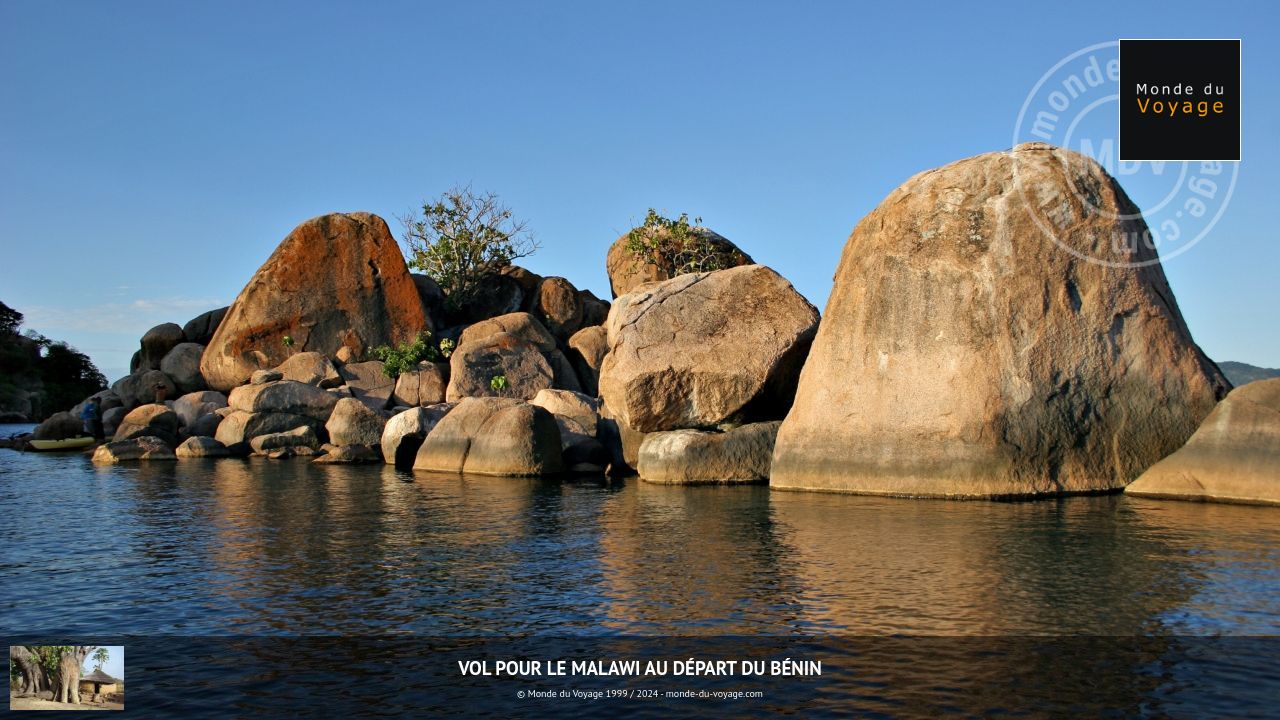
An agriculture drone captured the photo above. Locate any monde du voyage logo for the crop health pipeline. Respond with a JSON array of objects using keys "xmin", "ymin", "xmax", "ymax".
[{"xmin": 1012, "ymin": 39, "xmax": 1240, "ymax": 268}]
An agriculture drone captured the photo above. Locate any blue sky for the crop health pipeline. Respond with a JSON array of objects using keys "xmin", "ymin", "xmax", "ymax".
[
  {"xmin": 81, "ymin": 645, "xmax": 125, "ymax": 681},
  {"xmin": 2, "ymin": 0, "xmax": 1276, "ymax": 382}
]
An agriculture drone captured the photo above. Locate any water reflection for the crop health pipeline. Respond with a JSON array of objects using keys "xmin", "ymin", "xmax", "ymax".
[{"xmin": 0, "ymin": 451, "xmax": 1277, "ymax": 637}]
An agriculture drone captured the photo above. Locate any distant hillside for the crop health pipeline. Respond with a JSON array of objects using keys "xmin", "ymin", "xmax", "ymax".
[{"xmin": 1218, "ymin": 361, "xmax": 1280, "ymax": 388}]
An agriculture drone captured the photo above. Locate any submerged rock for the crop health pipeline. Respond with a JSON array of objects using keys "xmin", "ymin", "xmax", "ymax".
[
  {"xmin": 382, "ymin": 404, "xmax": 453, "ymax": 469},
  {"xmin": 771, "ymin": 143, "xmax": 1230, "ymax": 499},
  {"xmin": 638, "ymin": 421, "xmax": 780, "ymax": 484},
  {"xmin": 1126, "ymin": 379, "xmax": 1280, "ymax": 505},
  {"xmin": 413, "ymin": 397, "xmax": 562, "ymax": 476},
  {"xmin": 176, "ymin": 436, "xmax": 231, "ymax": 458},
  {"xmin": 92, "ymin": 436, "xmax": 176, "ymax": 463},
  {"xmin": 200, "ymin": 212, "xmax": 428, "ymax": 391}
]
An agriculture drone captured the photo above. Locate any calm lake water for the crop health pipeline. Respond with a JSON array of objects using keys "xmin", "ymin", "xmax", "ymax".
[{"xmin": 2, "ymin": 422, "xmax": 1278, "ymax": 717}]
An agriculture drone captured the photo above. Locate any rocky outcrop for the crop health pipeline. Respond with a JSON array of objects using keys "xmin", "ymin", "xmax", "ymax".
[
  {"xmin": 382, "ymin": 404, "xmax": 453, "ymax": 468},
  {"xmin": 172, "ymin": 391, "xmax": 228, "ymax": 429},
  {"xmin": 176, "ymin": 436, "xmax": 232, "ymax": 458},
  {"xmin": 92, "ymin": 436, "xmax": 176, "ymax": 463},
  {"xmin": 605, "ymin": 226, "xmax": 752, "ymax": 298},
  {"xmin": 313, "ymin": 443, "xmax": 382, "ymax": 464},
  {"xmin": 250, "ymin": 425, "xmax": 320, "ymax": 454},
  {"xmin": 112, "ymin": 369, "xmax": 177, "ymax": 409},
  {"xmin": 139, "ymin": 323, "xmax": 185, "ymax": 371},
  {"xmin": 531, "ymin": 276, "xmax": 584, "ymax": 339},
  {"xmin": 181, "ymin": 307, "xmax": 228, "ymax": 346},
  {"xmin": 325, "ymin": 397, "xmax": 387, "ymax": 447},
  {"xmin": 600, "ymin": 264, "xmax": 819, "ymax": 432},
  {"xmin": 1126, "ymin": 379, "xmax": 1280, "ymax": 505},
  {"xmin": 567, "ymin": 326, "xmax": 607, "ymax": 397},
  {"xmin": 413, "ymin": 397, "xmax": 562, "ymax": 476},
  {"xmin": 228, "ymin": 380, "xmax": 338, "ymax": 422},
  {"xmin": 453, "ymin": 273, "xmax": 525, "ymax": 324},
  {"xmin": 214, "ymin": 409, "xmax": 321, "ymax": 448},
  {"xmin": 274, "ymin": 352, "xmax": 342, "ymax": 388},
  {"xmin": 32, "ymin": 411, "xmax": 84, "ymax": 440},
  {"xmin": 102, "ymin": 407, "xmax": 126, "ymax": 437},
  {"xmin": 200, "ymin": 212, "xmax": 428, "ymax": 391},
  {"xmin": 160, "ymin": 343, "xmax": 206, "ymax": 394},
  {"xmin": 771, "ymin": 144, "xmax": 1231, "ymax": 499},
  {"xmin": 529, "ymin": 389, "xmax": 598, "ymax": 437},
  {"xmin": 113, "ymin": 404, "xmax": 180, "ymax": 446},
  {"xmin": 338, "ymin": 361, "xmax": 395, "ymax": 411},
  {"xmin": 446, "ymin": 332, "xmax": 554, "ymax": 402},
  {"xmin": 458, "ymin": 312, "xmax": 557, "ymax": 352},
  {"xmin": 392, "ymin": 362, "xmax": 448, "ymax": 407},
  {"xmin": 637, "ymin": 421, "xmax": 779, "ymax": 484}
]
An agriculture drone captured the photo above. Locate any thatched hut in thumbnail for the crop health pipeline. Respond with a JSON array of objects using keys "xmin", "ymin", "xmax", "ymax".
[{"xmin": 78, "ymin": 668, "xmax": 121, "ymax": 697}]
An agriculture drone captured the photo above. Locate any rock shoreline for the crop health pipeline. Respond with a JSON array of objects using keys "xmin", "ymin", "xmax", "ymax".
[{"xmin": 14, "ymin": 143, "xmax": 1277, "ymax": 506}]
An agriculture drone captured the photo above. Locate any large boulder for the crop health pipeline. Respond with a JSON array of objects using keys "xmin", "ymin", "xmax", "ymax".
[
  {"xmin": 529, "ymin": 389, "xmax": 599, "ymax": 437},
  {"xmin": 228, "ymin": 380, "xmax": 338, "ymax": 422},
  {"xmin": 92, "ymin": 436, "xmax": 176, "ymax": 463},
  {"xmin": 250, "ymin": 425, "xmax": 320, "ymax": 454},
  {"xmin": 214, "ymin": 409, "xmax": 322, "ymax": 447},
  {"xmin": 181, "ymin": 307, "xmax": 228, "ymax": 346},
  {"xmin": 102, "ymin": 407, "xmax": 127, "ymax": 437},
  {"xmin": 113, "ymin": 404, "xmax": 180, "ymax": 446},
  {"xmin": 392, "ymin": 362, "xmax": 449, "ymax": 407},
  {"xmin": 112, "ymin": 369, "xmax": 177, "ymax": 409},
  {"xmin": 605, "ymin": 225, "xmax": 753, "ymax": 298},
  {"xmin": 457, "ymin": 312, "xmax": 556, "ymax": 352},
  {"xmin": 381, "ymin": 404, "xmax": 453, "ymax": 468},
  {"xmin": 771, "ymin": 143, "xmax": 1231, "ymax": 499},
  {"xmin": 326, "ymin": 397, "xmax": 387, "ymax": 447},
  {"xmin": 578, "ymin": 289, "xmax": 610, "ymax": 328},
  {"xmin": 173, "ymin": 391, "xmax": 228, "ymax": 428},
  {"xmin": 200, "ymin": 212, "xmax": 429, "ymax": 391},
  {"xmin": 413, "ymin": 397, "xmax": 562, "ymax": 476},
  {"xmin": 531, "ymin": 276, "xmax": 584, "ymax": 340},
  {"xmin": 187, "ymin": 413, "xmax": 222, "ymax": 438},
  {"xmin": 338, "ymin": 361, "xmax": 395, "ymax": 411},
  {"xmin": 274, "ymin": 352, "xmax": 342, "ymax": 388},
  {"xmin": 410, "ymin": 273, "xmax": 446, "ymax": 327},
  {"xmin": 446, "ymin": 332, "xmax": 554, "ymax": 402},
  {"xmin": 600, "ymin": 264, "xmax": 819, "ymax": 432},
  {"xmin": 160, "ymin": 343, "xmax": 207, "ymax": 394},
  {"xmin": 139, "ymin": 323, "xmax": 185, "ymax": 371},
  {"xmin": 176, "ymin": 436, "xmax": 231, "ymax": 458},
  {"xmin": 1126, "ymin": 379, "xmax": 1280, "ymax": 505},
  {"xmin": 637, "ymin": 421, "xmax": 780, "ymax": 484},
  {"xmin": 32, "ymin": 411, "xmax": 84, "ymax": 440},
  {"xmin": 567, "ymin": 325, "xmax": 608, "ymax": 397},
  {"xmin": 452, "ymin": 273, "xmax": 525, "ymax": 324}
]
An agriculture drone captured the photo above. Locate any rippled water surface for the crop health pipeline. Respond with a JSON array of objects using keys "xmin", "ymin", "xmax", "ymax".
[{"xmin": 2, "ymin": 426, "xmax": 1277, "ymax": 638}]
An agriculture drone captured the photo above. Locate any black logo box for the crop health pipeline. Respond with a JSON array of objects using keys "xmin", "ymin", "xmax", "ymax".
[{"xmin": 1119, "ymin": 39, "xmax": 1240, "ymax": 161}]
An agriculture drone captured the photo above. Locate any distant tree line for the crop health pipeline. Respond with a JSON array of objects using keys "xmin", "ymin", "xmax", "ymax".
[{"xmin": 0, "ymin": 301, "xmax": 106, "ymax": 421}]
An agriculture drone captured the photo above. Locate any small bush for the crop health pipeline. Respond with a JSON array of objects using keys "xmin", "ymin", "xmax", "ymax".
[
  {"xmin": 371, "ymin": 332, "xmax": 440, "ymax": 378},
  {"xmin": 489, "ymin": 374, "xmax": 508, "ymax": 391},
  {"xmin": 625, "ymin": 209, "xmax": 735, "ymax": 277}
]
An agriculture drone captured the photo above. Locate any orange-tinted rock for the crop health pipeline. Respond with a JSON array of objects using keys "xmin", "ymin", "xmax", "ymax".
[{"xmin": 200, "ymin": 213, "xmax": 429, "ymax": 391}]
